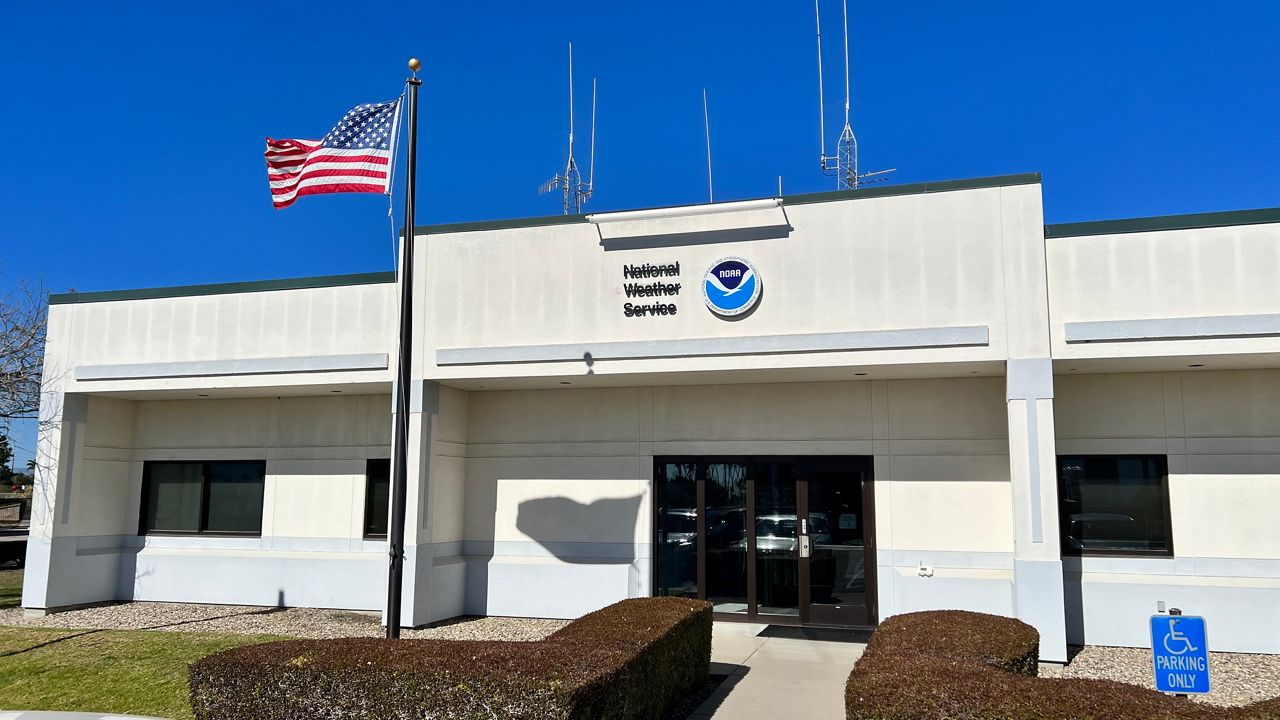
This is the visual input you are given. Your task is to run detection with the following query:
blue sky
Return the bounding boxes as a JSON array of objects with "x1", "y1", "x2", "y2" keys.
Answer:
[{"x1": 1, "y1": 0, "x2": 1278, "y2": 463}]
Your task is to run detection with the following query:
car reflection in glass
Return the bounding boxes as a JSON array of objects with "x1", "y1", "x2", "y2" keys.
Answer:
[
  {"x1": 660, "y1": 508, "x2": 697, "y2": 546},
  {"x1": 732, "y1": 514, "x2": 834, "y2": 554},
  {"x1": 1064, "y1": 512, "x2": 1155, "y2": 551}
]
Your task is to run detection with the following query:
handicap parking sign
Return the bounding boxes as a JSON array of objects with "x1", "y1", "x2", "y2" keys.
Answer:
[{"x1": 1151, "y1": 615, "x2": 1210, "y2": 694}]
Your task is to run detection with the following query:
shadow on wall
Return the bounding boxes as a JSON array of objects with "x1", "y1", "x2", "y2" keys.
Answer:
[{"x1": 515, "y1": 495, "x2": 643, "y2": 564}]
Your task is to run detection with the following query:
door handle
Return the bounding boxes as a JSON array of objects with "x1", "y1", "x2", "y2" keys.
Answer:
[{"x1": 799, "y1": 534, "x2": 812, "y2": 558}]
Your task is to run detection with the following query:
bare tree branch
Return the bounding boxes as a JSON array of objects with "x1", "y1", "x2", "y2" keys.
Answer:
[{"x1": 0, "y1": 281, "x2": 46, "y2": 422}]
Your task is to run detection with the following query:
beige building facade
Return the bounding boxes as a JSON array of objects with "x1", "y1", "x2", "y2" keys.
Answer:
[{"x1": 25, "y1": 174, "x2": 1280, "y2": 661}]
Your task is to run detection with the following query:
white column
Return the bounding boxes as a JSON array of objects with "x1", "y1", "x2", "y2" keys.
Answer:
[
  {"x1": 22, "y1": 392, "x2": 87, "y2": 612},
  {"x1": 998, "y1": 183, "x2": 1066, "y2": 662},
  {"x1": 1007, "y1": 359, "x2": 1068, "y2": 662}
]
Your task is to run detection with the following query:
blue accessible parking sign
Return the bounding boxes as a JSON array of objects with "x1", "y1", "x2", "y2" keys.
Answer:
[{"x1": 1151, "y1": 615, "x2": 1211, "y2": 694}]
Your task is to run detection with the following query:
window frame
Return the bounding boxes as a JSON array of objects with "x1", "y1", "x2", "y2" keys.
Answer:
[
  {"x1": 362, "y1": 458, "x2": 391, "y2": 539},
  {"x1": 138, "y1": 460, "x2": 266, "y2": 537},
  {"x1": 1056, "y1": 454, "x2": 1174, "y2": 559}
]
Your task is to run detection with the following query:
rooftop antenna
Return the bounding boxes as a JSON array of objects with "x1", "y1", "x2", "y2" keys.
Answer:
[
  {"x1": 815, "y1": 0, "x2": 895, "y2": 190},
  {"x1": 703, "y1": 88, "x2": 714, "y2": 203},
  {"x1": 540, "y1": 42, "x2": 596, "y2": 214}
]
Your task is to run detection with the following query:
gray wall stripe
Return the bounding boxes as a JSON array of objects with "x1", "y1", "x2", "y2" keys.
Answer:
[
  {"x1": 437, "y1": 325, "x2": 990, "y2": 366},
  {"x1": 1027, "y1": 402, "x2": 1044, "y2": 544},
  {"x1": 1065, "y1": 314, "x2": 1280, "y2": 344},
  {"x1": 76, "y1": 353, "x2": 390, "y2": 381}
]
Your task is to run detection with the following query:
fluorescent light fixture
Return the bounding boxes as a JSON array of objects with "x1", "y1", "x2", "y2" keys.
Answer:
[{"x1": 585, "y1": 198, "x2": 783, "y2": 224}]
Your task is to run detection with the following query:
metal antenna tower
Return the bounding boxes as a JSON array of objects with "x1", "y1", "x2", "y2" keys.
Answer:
[
  {"x1": 815, "y1": 0, "x2": 895, "y2": 190},
  {"x1": 540, "y1": 42, "x2": 597, "y2": 214}
]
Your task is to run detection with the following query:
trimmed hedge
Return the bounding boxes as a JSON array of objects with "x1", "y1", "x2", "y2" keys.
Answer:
[
  {"x1": 846, "y1": 610, "x2": 1280, "y2": 720},
  {"x1": 190, "y1": 597, "x2": 712, "y2": 720}
]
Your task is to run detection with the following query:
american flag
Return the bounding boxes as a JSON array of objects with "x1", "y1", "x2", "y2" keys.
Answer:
[{"x1": 265, "y1": 98, "x2": 401, "y2": 209}]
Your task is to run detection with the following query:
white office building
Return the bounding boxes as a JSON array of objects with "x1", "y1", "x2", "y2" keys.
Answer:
[{"x1": 24, "y1": 173, "x2": 1280, "y2": 662}]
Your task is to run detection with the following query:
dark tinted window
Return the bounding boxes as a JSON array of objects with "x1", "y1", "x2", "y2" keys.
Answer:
[
  {"x1": 1057, "y1": 455, "x2": 1170, "y2": 555},
  {"x1": 656, "y1": 463, "x2": 698, "y2": 599},
  {"x1": 364, "y1": 459, "x2": 391, "y2": 538},
  {"x1": 141, "y1": 461, "x2": 265, "y2": 535},
  {"x1": 144, "y1": 462, "x2": 202, "y2": 532},
  {"x1": 204, "y1": 462, "x2": 266, "y2": 533}
]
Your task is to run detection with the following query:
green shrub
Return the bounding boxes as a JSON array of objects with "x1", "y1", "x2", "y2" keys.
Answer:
[
  {"x1": 845, "y1": 610, "x2": 1280, "y2": 720},
  {"x1": 189, "y1": 597, "x2": 711, "y2": 720}
]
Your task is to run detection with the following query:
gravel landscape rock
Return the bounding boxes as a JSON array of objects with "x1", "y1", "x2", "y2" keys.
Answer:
[
  {"x1": 1040, "y1": 645, "x2": 1280, "y2": 708},
  {"x1": 0, "y1": 602, "x2": 567, "y2": 642}
]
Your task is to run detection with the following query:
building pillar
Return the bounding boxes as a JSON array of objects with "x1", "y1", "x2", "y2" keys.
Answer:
[
  {"x1": 22, "y1": 392, "x2": 88, "y2": 613},
  {"x1": 1007, "y1": 359, "x2": 1067, "y2": 662},
  {"x1": 386, "y1": 379, "x2": 468, "y2": 628}
]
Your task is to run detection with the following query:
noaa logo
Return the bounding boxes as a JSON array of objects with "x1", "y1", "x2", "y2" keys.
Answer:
[{"x1": 703, "y1": 257, "x2": 761, "y2": 317}]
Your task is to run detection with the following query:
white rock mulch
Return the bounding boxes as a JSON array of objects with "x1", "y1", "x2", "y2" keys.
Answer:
[
  {"x1": 1040, "y1": 645, "x2": 1280, "y2": 708},
  {"x1": 0, "y1": 602, "x2": 567, "y2": 642}
]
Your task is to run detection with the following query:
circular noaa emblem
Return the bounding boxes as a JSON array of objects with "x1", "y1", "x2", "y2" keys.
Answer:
[{"x1": 702, "y1": 257, "x2": 761, "y2": 317}]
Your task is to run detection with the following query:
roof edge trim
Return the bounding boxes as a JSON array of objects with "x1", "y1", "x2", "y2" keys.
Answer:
[
  {"x1": 48, "y1": 271, "x2": 396, "y2": 305},
  {"x1": 1046, "y1": 207, "x2": 1280, "y2": 239}
]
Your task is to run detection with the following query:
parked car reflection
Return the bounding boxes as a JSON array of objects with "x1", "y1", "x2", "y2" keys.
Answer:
[
  {"x1": 1064, "y1": 512, "x2": 1154, "y2": 552},
  {"x1": 731, "y1": 513, "x2": 834, "y2": 554}
]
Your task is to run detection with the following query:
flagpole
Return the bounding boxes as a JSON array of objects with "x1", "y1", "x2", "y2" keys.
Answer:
[{"x1": 386, "y1": 57, "x2": 422, "y2": 640}]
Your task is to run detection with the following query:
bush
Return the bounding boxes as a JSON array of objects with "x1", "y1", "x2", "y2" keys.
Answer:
[
  {"x1": 845, "y1": 610, "x2": 1280, "y2": 720},
  {"x1": 190, "y1": 597, "x2": 712, "y2": 720}
]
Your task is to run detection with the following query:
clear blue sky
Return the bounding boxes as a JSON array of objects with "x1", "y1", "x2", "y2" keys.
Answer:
[{"x1": 1, "y1": 0, "x2": 1278, "y2": 463}]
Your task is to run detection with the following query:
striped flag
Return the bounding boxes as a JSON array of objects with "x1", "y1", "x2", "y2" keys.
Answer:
[{"x1": 265, "y1": 98, "x2": 401, "y2": 209}]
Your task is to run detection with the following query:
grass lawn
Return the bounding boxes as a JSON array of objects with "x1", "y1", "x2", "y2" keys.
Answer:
[
  {"x1": 0, "y1": 626, "x2": 283, "y2": 719},
  {"x1": 0, "y1": 568, "x2": 22, "y2": 608}
]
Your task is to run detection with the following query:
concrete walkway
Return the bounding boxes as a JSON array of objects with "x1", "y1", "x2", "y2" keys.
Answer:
[{"x1": 691, "y1": 622, "x2": 865, "y2": 719}]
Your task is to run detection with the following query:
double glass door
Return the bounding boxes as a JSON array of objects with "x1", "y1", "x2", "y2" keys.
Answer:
[{"x1": 655, "y1": 457, "x2": 875, "y2": 627}]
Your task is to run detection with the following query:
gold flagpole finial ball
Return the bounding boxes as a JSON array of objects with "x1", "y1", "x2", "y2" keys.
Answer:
[{"x1": 408, "y1": 58, "x2": 421, "y2": 72}]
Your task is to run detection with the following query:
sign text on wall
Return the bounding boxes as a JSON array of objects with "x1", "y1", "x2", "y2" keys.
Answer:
[{"x1": 623, "y1": 262, "x2": 681, "y2": 317}]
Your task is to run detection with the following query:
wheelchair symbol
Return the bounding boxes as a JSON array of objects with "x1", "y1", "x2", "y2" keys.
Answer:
[{"x1": 1162, "y1": 619, "x2": 1198, "y2": 655}]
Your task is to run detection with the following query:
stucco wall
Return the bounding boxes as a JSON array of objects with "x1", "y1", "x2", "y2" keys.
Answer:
[
  {"x1": 25, "y1": 393, "x2": 395, "y2": 611},
  {"x1": 44, "y1": 282, "x2": 396, "y2": 395},
  {"x1": 1055, "y1": 369, "x2": 1280, "y2": 652},
  {"x1": 1047, "y1": 222, "x2": 1280, "y2": 361},
  {"x1": 461, "y1": 377, "x2": 1015, "y2": 621},
  {"x1": 420, "y1": 183, "x2": 1045, "y2": 380}
]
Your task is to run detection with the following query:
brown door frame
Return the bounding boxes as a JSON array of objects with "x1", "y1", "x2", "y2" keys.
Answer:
[
  {"x1": 654, "y1": 456, "x2": 877, "y2": 628},
  {"x1": 797, "y1": 459, "x2": 877, "y2": 627}
]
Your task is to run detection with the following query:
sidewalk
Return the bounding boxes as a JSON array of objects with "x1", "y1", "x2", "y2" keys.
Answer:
[{"x1": 691, "y1": 622, "x2": 865, "y2": 720}]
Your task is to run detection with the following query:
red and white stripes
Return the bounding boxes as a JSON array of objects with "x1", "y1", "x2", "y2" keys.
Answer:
[{"x1": 264, "y1": 138, "x2": 391, "y2": 209}]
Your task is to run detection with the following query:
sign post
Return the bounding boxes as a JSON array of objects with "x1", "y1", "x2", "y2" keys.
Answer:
[{"x1": 1150, "y1": 613, "x2": 1210, "y2": 695}]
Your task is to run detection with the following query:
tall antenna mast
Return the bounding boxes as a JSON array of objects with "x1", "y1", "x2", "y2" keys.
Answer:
[
  {"x1": 703, "y1": 88, "x2": 714, "y2": 203},
  {"x1": 540, "y1": 42, "x2": 596, "y2": 214},
  {"x1": 815, "y1": 0, "x2": 895, "y2": 190}
]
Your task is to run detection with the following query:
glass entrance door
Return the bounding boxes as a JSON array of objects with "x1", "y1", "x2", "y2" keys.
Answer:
[
  {"x1": 799, "y1": 464, "x2": 876, "y2": 626},
  {"x1": 655, "y1": 457, "x2": 876, "y2": 627},
  {"x1": 755, "y1": 462, "x2": 799, "y2": 618}
]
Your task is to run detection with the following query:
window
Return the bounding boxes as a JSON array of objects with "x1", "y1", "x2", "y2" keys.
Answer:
[
  {"x1": 363, "y1": 459, "x2": 391, "y2": 538},
  {"x1": 140, "y1": 461, "x2": 265, "y2": 535},
  {"x1": 1057, "y1": 455, "x2": 1171, "y2": 556}
]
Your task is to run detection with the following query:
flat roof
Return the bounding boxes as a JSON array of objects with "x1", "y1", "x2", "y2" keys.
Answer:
[
  {"x1": 1045, "y1": 206, "x2": 1280, "y2": 239},
  {"x1": 413, "y1": 172, "x2": 1042, "y2": 236},
  {"x1": 46, "y1": 171, "x2": 1280, "y2": 306},
  {"x1": 48, "y1": 271, "x2": 395, "y2": 306}
]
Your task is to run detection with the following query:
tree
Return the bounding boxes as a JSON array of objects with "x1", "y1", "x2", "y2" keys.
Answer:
[
  {"x1": 0, "y1": 282, "x2": 45, "y2": 424},
  {"x1": 0, "y1": 434, "x2": 13, "y2": 485}
]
